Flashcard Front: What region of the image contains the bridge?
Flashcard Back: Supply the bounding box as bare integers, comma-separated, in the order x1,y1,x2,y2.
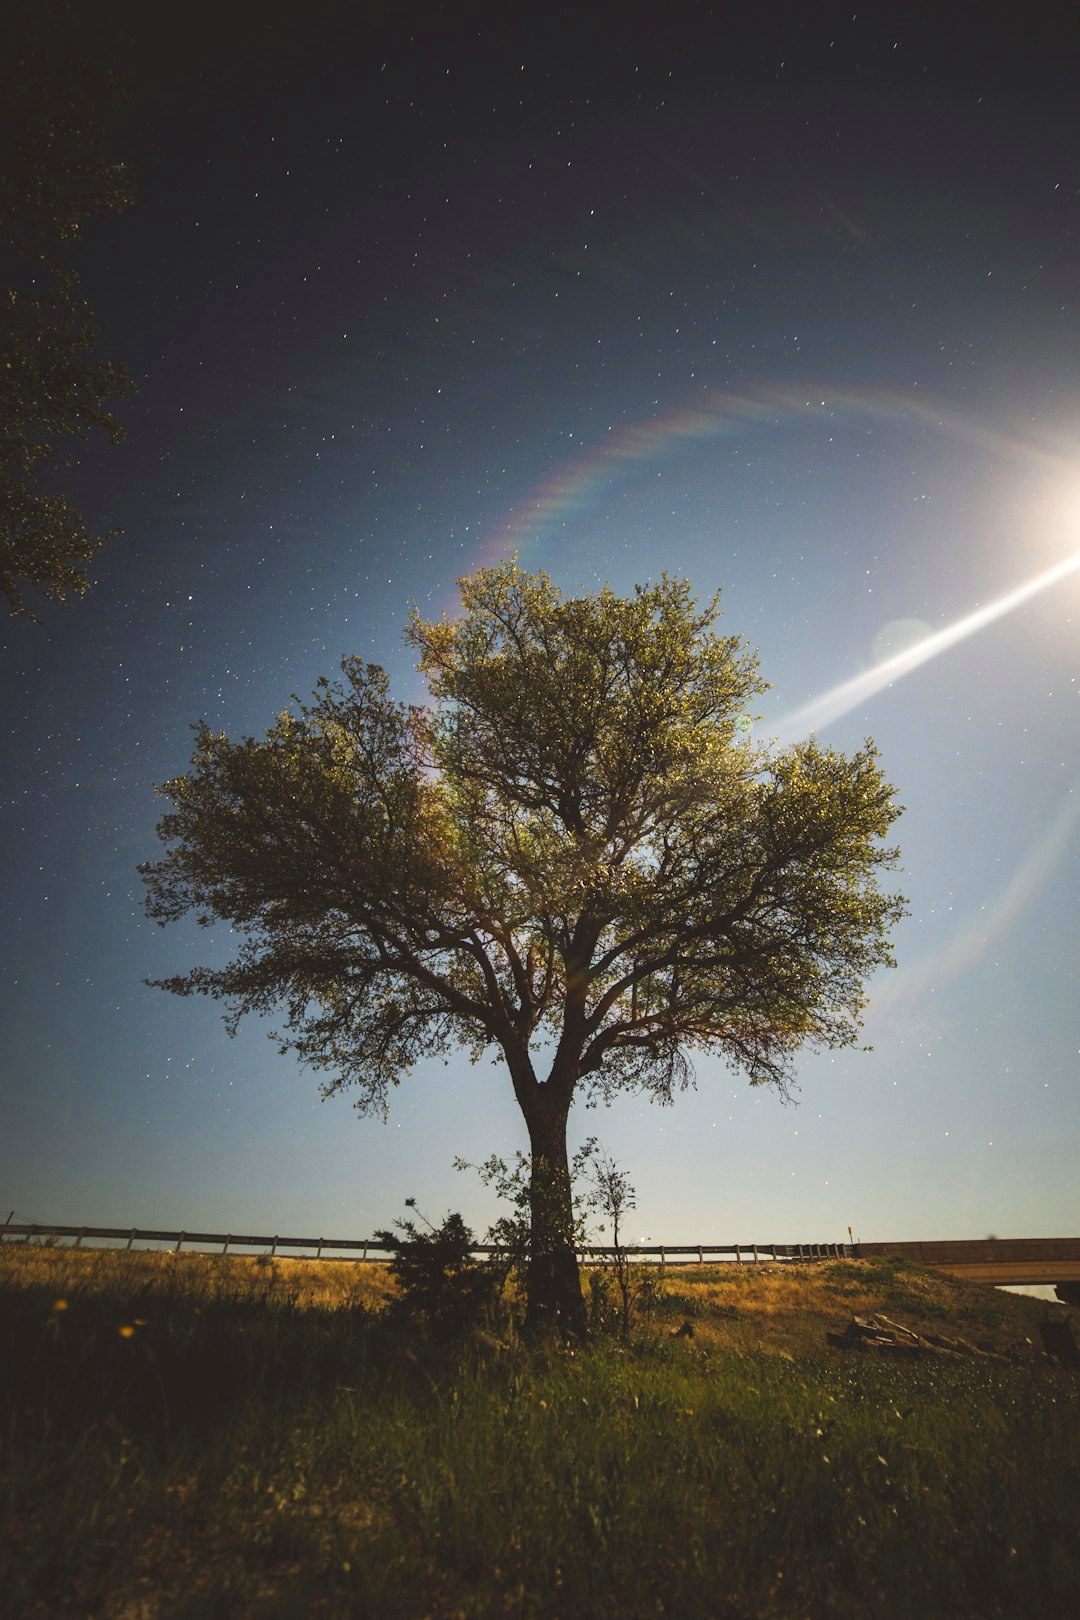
856,1238,1080,1291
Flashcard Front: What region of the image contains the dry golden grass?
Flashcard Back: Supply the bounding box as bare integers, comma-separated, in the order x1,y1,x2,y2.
1,1242,1070,1363
633,1254,1068,1359
0,1242,398,1313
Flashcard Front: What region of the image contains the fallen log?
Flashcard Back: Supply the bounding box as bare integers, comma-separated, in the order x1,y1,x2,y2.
827,1313,1005,1359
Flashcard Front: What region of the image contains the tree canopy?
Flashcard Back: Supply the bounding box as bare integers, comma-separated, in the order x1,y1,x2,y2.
0,26,134,618
142,563,905,1335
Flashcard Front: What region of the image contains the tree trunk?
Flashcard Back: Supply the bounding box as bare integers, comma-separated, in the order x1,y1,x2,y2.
522,1094,587,1341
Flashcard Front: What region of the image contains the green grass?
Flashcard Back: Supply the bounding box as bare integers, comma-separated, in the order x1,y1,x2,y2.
2,1247,1078,1618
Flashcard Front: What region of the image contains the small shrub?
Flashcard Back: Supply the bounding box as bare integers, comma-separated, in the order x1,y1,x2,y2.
964,1296,1009,1328
884,1288,951,1320
651,1288,703,1320
588,1271,618,1333
374,1206,501,1341
632,1269,663,1329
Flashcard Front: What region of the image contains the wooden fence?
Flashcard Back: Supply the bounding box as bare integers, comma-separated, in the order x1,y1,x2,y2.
0,1219,850,1266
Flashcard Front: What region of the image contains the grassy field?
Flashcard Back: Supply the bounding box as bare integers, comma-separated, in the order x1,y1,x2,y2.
2,1244,1078,1619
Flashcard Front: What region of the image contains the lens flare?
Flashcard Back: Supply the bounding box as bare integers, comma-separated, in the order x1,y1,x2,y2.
772,550,1080,744
869,786,1080,1015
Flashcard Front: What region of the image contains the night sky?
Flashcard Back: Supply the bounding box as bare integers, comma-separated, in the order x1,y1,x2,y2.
2,3,1078,1256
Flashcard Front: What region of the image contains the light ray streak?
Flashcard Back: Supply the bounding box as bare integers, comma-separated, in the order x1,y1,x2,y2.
770,550,1080,744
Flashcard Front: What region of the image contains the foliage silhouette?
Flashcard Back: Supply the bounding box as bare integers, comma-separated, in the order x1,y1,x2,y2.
455,1137,601,1293
374,1204,501,1342
586,1146,642,1340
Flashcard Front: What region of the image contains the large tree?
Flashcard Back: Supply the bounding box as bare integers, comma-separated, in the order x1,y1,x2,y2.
0,23,134,618
141,564,904,1337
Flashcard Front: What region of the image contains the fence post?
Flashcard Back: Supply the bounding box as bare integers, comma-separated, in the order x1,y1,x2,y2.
126,1229,136,1251
222,1236,230,1255
698,1246,703,1264
316,1239,323,1260
735,1243,741,1265
753,1244,759,1264
74,1228,86,1249
271,1236,278,1258
175,1233,185,1253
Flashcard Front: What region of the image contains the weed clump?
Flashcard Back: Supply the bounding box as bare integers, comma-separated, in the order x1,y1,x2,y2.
374,1205,503,1342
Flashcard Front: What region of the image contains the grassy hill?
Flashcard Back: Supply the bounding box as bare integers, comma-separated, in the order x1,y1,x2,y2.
2,1244,1077,1618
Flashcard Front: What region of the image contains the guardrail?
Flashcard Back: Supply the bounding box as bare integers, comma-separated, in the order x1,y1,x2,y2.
0,1220,851,1266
